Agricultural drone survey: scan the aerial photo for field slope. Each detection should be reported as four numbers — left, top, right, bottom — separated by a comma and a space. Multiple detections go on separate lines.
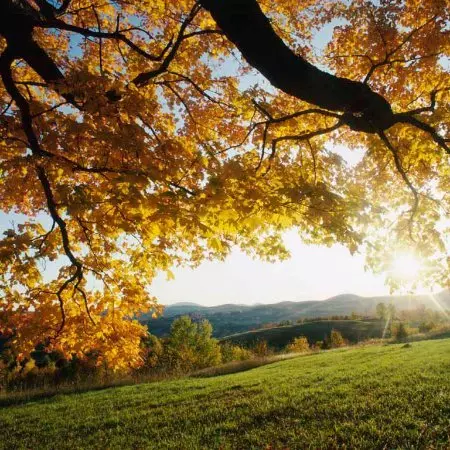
1, 339, 450, 449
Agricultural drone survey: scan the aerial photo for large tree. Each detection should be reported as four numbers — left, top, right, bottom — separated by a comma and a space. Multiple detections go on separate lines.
0, 0, 448, 368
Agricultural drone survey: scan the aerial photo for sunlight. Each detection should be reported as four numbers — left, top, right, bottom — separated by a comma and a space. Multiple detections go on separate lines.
390, 252, 422, 280
428, 294, 449, 320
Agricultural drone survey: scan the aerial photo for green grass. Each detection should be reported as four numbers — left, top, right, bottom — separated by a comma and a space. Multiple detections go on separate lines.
1, 339, 450, 449
222, 319, 385, 350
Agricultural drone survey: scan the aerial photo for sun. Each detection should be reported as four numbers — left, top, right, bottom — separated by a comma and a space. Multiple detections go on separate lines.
390, 253, 422, 280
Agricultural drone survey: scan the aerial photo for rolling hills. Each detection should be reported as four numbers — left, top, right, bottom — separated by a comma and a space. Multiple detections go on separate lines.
142, 290, 450, 337
221, 319, 386, 349
2, 338, 450, 449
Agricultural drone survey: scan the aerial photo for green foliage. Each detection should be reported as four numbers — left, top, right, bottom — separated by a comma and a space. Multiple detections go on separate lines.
166, 317, 222, 372
1, 340, 450, 448
376, 302, 387, 320
419, 321, 437, 333
141, 334, 164, 369
220, 342, 253, 363
394, 322, 409, 342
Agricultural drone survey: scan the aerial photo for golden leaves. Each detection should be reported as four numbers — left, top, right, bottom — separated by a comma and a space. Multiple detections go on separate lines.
0, 0, 448, 369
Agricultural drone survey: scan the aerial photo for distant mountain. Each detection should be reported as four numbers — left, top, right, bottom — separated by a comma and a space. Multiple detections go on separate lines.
142, 290, 450, 338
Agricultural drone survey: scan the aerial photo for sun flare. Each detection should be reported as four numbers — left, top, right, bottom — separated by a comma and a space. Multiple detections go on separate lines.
391, 253, 422, 280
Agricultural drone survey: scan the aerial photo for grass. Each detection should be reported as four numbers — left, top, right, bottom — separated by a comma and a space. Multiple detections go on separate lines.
1, 338, 450, 449
190, 353, 301, 378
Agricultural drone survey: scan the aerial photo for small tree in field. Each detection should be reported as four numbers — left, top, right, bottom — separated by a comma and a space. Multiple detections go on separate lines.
166, 316, 221, 372
220, 342, 253, 363
252, 339, 271, 358
141, 334, 164, 369
394, 323, 409, 342
286, 336, 310, 354
323, 329, 346, 349
376, 303, 388, 321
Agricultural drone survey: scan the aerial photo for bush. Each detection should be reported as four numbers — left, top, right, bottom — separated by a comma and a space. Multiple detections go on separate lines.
418, 321, 436, 333
252, 339, 271, 357
323, 329, 346, 349
165, 316, 222, 373
141, 334, 164, 369
220, 342, 253, 363
394, 322, 409, 341
285, 336, 310, 354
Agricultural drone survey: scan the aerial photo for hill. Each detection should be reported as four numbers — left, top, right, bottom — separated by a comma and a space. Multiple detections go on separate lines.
142, 290, 450, 337
1, 339, 450, 448
221, 319, 385, 350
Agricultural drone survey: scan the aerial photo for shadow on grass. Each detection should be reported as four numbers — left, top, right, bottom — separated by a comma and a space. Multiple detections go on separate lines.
190, 353, 308, 378
0, 373, 177, 408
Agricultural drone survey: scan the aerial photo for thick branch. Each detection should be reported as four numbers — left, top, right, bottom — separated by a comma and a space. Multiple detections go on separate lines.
200, 0, 395, 132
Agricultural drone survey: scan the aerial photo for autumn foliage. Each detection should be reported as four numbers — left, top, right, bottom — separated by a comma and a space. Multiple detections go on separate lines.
0, 0, 448, 368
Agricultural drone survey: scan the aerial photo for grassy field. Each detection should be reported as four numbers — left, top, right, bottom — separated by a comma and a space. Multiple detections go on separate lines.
221, 319, 386, 350
1, 339, 450, 449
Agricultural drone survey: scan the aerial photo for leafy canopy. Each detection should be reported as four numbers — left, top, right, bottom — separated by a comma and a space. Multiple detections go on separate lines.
0, 0, 448, 368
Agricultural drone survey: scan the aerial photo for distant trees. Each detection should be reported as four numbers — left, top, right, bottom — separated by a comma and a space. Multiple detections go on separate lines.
3, 307, 448, 392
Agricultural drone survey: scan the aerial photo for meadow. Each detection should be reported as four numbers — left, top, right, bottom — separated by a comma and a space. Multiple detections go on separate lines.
1, 338, 450, 449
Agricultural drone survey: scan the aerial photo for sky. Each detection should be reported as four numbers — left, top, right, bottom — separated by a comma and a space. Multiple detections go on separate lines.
150, 230, 392, 306
149, 143, 395, 306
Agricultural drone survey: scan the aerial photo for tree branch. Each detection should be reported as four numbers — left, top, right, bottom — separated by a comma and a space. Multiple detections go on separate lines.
200, 0, 395, 133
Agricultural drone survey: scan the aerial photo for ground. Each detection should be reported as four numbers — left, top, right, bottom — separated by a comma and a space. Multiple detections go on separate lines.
1, 339, 450, 449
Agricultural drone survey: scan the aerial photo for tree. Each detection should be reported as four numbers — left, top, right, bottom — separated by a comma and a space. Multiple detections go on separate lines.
141, 333, 163, 369
0, 0, 448, 368
220, 342, 252, 363
376, 302, 387, 321
394, 322, 409, 342
252, 339, 271, 357
285, 336, 310, 354
330, 329, 346, 348
165, 316, 221, 372
323, 329, 346, 349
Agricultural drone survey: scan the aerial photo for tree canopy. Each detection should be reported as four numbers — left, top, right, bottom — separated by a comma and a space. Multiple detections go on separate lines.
0, 0, 448, 368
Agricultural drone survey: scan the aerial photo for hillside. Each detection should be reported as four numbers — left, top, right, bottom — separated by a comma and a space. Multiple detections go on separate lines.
1, 339, 450, 449
221, 319, 385, 350
143, 290, 450, 337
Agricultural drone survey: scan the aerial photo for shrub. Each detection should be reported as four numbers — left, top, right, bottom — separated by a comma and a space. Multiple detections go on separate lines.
394, 322, 409, 341
285, 336, 310, 354
141, 334, 164, 369
418, 321, 437, 333
220, 342, 253, 363
252, 339, 271, 357
323, 329, 346, 349
165, 316, 222, 373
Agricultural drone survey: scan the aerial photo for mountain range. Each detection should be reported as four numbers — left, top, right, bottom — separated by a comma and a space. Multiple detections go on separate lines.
141, 291, 450, 338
